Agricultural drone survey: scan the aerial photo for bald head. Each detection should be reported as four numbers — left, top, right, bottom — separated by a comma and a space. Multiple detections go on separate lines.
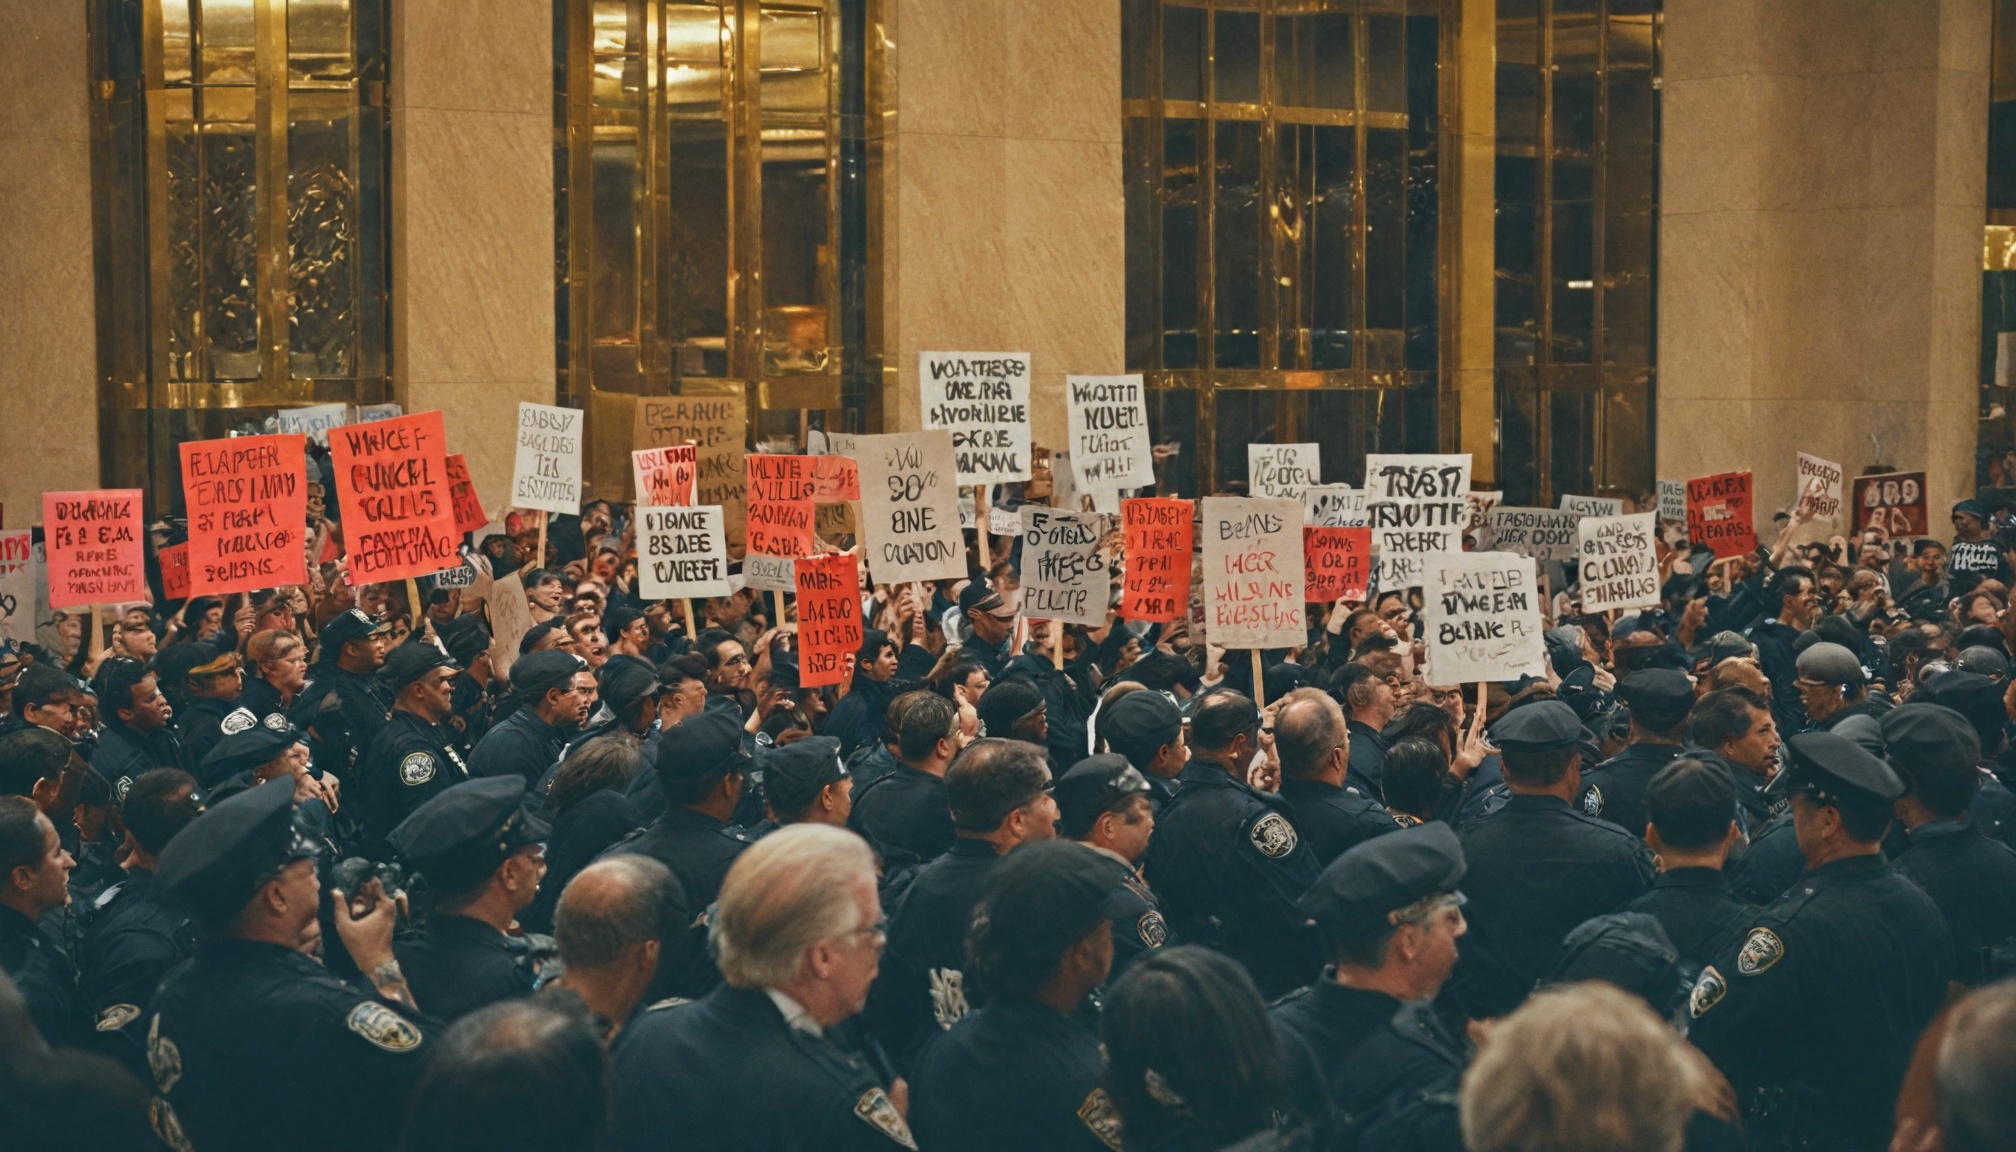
1275, 687, 1347, 780
554, 856, 678, 971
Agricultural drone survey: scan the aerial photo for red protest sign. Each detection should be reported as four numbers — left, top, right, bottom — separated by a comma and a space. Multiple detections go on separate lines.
812, 454, 860, 502
746, 454, 816, 557
158, 543, 190, 601
42, 490, 146, 609
1303, 526, 1371, 603
1852, 471, 1928, 537
1686, 470, 1756, 559
328, 411, 460, 583
796, 552, 862, 687
1121, 497, 1194, 622
633, 445, 697, 508
446, 454, 489, 535
179, 433, 308, 597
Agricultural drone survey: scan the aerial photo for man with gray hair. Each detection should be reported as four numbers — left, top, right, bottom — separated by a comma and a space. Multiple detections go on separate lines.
609, 824, 913, 1150
1933, 980, 2016, 1152
544, 855, 686, 1040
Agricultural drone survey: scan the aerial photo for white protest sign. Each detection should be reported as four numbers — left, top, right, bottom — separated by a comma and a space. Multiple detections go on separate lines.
852, 429, 966, 583
1363, 454, 1471, 589
1422, 551, 1547, 684
1249, 443, 1321, 499
432, 554, 479, 590
1576, 512, 1661, 612
1304, 485, 1368, 527
638, 505, 730, 600
1066, 375, 1155, 490
1795, 452, 1844, 521
920, 351, 1032, 485
512, 402, 584, 514
487, 571, 537, 680
744, 553, 796, 592
1487, 507, 1582, 563
1657, 479, 1687, 524
0, 531, 35, 644
277, 403, 349, 447
354, 402, 404, 423
1020, 507, 1108, 625
1200, 497, 1306, 649
1559, 493, 1625, 517
1467, 490, 1504, 548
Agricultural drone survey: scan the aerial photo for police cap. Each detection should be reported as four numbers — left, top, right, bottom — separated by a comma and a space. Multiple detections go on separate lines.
439, 615, 492, 666
318, 609, 389, 655
1795, 642, 1864, 688
1053, 753, 1152, 832
150, 642, 232, 691
1099, 690, 1183, 768
199, 721, 305, 781
976, 840, 1125, 961
513, 650, 589, 700
1299, 821, 1466, 934
154, 781, 316, 925
596, 655, 661, 719
1546, 912, 1691, 1019
1616, 669, 1693, 731
1767, 730, 1905, 805
654, 707, 752, 784
1488, 699, 1583, 753
388, 775, 549, 893
1831, 713, 1887, 759
1919, 671, 2006, 751
975, 679, 1046, 739
1879, 703, 1981, 782
1699, 631, 1757, 665
763, 736, 846, 813
379, 641, 457, 694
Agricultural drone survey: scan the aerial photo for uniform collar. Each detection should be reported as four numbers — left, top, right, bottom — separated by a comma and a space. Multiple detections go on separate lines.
949, 836, 1001, 859
1906, 818, 1971, 842
1653, 866, 1730, 889
763, 987, 823, 1038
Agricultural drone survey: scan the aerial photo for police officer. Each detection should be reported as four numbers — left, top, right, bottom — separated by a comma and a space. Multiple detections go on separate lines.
566, 656, 660, 753
1142, 691, 1321, 999
439, 615, 496, 753
1577, 668, 1692, 835
1097, 688, 1188, 809
357, 643, 471, 850
388, 775, 550, 1023
89, 658, 185, 803
1053, 752, 1168, 980
1272, 688, 1398, 865
1619, 757, 1757, 966
1917, 670, 2016, 848
1449, 700, 1654, 1020
291, 610, 393, 788
847, 691, 957, 870
469, 650, 590, 788
78, 768, 202, 1037
144, 781, 431, 1152
1793, 642, 1882, 732
911, 840, 1127, 1152
0, 793, 82, 1048
754, 735, 853, 835
172, 643, 247, 767
1689, 731, 1951, 1152
1271, 822, 1469, 1151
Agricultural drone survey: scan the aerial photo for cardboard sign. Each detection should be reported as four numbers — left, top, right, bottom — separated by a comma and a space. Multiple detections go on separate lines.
1121, 497, 1193, 622
1066, 374, 1155, 490
1795, 453, 1844, 521
178, 434, 309, 598
1656, 479, 1687, 524
1304, 526, 1371, 604
796, 552, 863, 688
1020, 507, 1108, 625
811, 454, 860, 502
277, 403, 349, 447
432, 558, 478, 590
0, 531, 38, 642
636, 396, 747, 543
445, 454, 489, 536
329, 412, 461, 583
1559, 494, 1625, 518
638, 505, 730, 600
1249, 443, 1321, 499
1365, 454, 1472, 502
1686, 471, 1757, 559
1421, 552, 1547, 684
511, 402, 584, 514
1200, 497, 1306, 650
486, 571, 537, 680
745, 454, 816, 559
1853, 471, 1928, 537
850, 429, 966, 584
157, 542, 190, 601
1577, 512, 1661, 612
1364, 454, 1471, 588
815, 501, 859, 540
920, 351, 1032, 485
354, 403, 404, 423
1485, 507, 1580, 563
1304, 485, 1369, 528
42, 490, 146, 609
632, 445, 698, 509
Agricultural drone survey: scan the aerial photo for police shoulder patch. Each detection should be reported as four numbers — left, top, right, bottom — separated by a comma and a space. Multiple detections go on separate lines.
1137, 910, 1169, 949
346, 1001, 422, 1052
1689, 965, 1727, 1019
263, 712, 291, 732
1736, 927, 1785, 976
219, 709, 257, 736
1249, 812, 1298, 859
854, 1087, 918, 1149
1078, 1087, 1125, 1151
1581, 786, 1604, 817
115, 775, 134, 802
96, 1003, 141, 1032
150, 1096, 196, 1152
147, 1015, 182, 1093
399, 752, 437, 786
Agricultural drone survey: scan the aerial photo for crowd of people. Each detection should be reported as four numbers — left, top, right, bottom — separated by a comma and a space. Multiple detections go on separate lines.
4, 483, 2016, 1152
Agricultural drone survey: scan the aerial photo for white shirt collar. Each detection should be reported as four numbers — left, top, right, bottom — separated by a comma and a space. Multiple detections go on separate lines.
764, 988, 824, 1038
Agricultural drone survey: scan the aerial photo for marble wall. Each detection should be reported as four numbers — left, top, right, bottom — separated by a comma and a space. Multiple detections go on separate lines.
1659, 0, 1989, 525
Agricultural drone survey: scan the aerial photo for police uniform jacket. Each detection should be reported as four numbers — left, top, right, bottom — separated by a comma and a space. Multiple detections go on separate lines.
143, 938, 430, 1152
1269, 980, 1466, 1151
1277, 777, 1398, 866
847, 764, 955, 872
864, 837, 1000, 1072
393, 912, 535, 1023
1345, 720, 1389, 798
600, 806, 753, 998
291, 665, 391, 785
234, 676, 291, 726
610, 984, 915, 1152
520, 788, 642, 934
1085, 846, 1169, 980
1724, 759, 1778, 848
1969, 770, 2016, 850
1892, 818, 2016, 985
359, 710, 471, 849
1726, 811, 1805, 906
468, 706, 569, 789
1448, 793, 1655, 1019
0, 904, 83, 1049
1689, 854, 1951, 1152
176, 697, 237, 772
1620, 867, 1757, 967
1748, 620, 1810, 736
1141, 757, 1323, 1000
93, 719, 185, 800
447, 672, 493, 753
1575, 741, 1685, 835
911, 999, 1118, 1152
78, 868, 192, 1033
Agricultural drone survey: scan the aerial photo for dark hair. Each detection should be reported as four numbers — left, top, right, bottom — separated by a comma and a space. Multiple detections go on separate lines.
90, 659, 152, 718
944, 739, 1050, 833
601, 606, 645, 644
397, 998, 610, 1152
1127, 651, 1201, 694
1273, 689, 1344, 780
1328, 662, 1381, 715
1830, 795, 1894, 844
657, 653, 708, 690
1352, 633, 1399, 659
1902, 742, 1984, 821
1500, 743, 1579, 788
1101, 946, 1285, 1149
1686, 689, 1765, 751
1383, 700, 1457, 751
121, 769, 202, 856
1764, 566, 1814, 617
1189, 691, 1259, 755
0, 796, 46, 880
546, 735, 644, 813
13, 665, 81, 717
966, 850, 1110, 1003
660, 761, 735, 810
894, 691, 959, 763
1381, 737, 1450, 819
1320, 913, 1400, 971
1887, 628, 1945, 675
0, 1044, 157, 1152
693, 629, 740, 671
1644, 758, 1736, 851
759, 706, 811, 742
938, 660, 987, 700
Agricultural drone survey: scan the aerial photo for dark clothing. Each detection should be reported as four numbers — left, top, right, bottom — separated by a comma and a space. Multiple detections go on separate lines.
1892, 818, 2016, 985
849, 742, 902, 789
446, 671, 494, 753
1691, 855, 1952, 1152
912, 999, 1115, 1152
1970, 770, 2016, 850
865, 837, 1001, 1072
292, 665, 391, 786
357, 709, 472, 849
847, 763, 955, 872
823, 673, 904, 763
1087, 847, 1169, 980
176, 696, 238, 773
393, 913, 535, 1024
234, 676, 293, 726
1143, 758, 1323, 999
1269, 980, 1466, 1151
1749, 620, 1810, 736
1346, 719, 1389, 797
1895, 574, 1951, 622
91, 719, 184, 799
77, 868, 192, 1030
1277, 777, 1397, 866
467, 706, 569, 789
610, 985, 913, 1152
1727, 811, 1806, 905
1621, 868, 1757, 967
520, 788, 641, 934
599, 806, 753, 998
1448, 793, 1655, 1019
1575, 741, 1685, 835
0, 905, 83, 1050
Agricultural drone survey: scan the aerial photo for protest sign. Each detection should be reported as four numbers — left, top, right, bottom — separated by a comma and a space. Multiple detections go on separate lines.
511, 402, 584, 514
636, 395, 748, 543
1303, 485, 1369, 528
1656, 479, 1687, 524
1249, 443, 1321, 499
920, 351, 1032, 484
1304, 526, 1371, 604
329, 412, 460, 583
157, 542, 189, 601
1559, 494, 1625, 518
1487, 508, 1581, 563
1686, 471, 1756, 559
355, 403, 403, 423
1020, 508, 1107, 626
277, 403, 348, 446
446, 454, 489, 535
796, 552, 863, 688
486, 571, 536, 679
1421, 552, 1547, 684
1200, 497, 1306, 649
745, 454, 816, 559
637, 505, 730, 600
1066, 375, 1155, 490
1364, 454, 1471, 588
432, 556, 478, 590
0, 532, 35, 642
850, 429, 966, 584
42, 490, 146, 609
632, 445, 697, 508
811, 454, 860, 502
1852, 471, 1928, 536
179, 433, 308, 597
1467, 490, 1504, 547
1576, 512, 1660, 612
815, 501, 858, 539
1794, 452, 1844, 521
1365, 454, 1472, 502
1121, 497, 1193, 622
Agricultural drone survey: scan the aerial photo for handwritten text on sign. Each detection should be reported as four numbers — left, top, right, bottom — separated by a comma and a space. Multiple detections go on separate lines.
796, 552, 863, 688
157, 542, 189, 601
179, 434, 308, 597
636, 396, 747, 543
512, 402, 584, 514
1249, 444, 1321, 499
638, 505, 730, 601
1201, 497, 1306, 650
1304, 527, 1371, 603
446, 454, 489, 536
1686, 471, 1756, 559
850, 429, 966, 584
1853, 471, 1927, 537
746, 455, 816, 559
1365, 454, 1471, 588
1576, 512, 1660, 613
1121, 498, 1194, 622
1304, 485, 1369, 528
43, 490, 146, 609
1795, 452, 1844, 521
329, 412, 460, 583
920, 352, 1032, 485
0, 532, 35, 643
1020, 508, 1108, 626
1488, 507, 1581, 564
1067, 375, 1156, 490
1559, 494, 1624, 518
633, 445, 697, 508
1422, 552, 1546, 684
1657, 479, 1688, 525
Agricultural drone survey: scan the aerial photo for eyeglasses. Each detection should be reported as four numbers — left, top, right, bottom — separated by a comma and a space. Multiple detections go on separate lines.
842, 916, 889, 946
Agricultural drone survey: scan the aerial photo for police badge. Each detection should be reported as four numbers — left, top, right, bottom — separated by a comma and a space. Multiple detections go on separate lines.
1249, 812, 1298, 859
1735, 927, 1784, 976
1078, 1088, 1125, 1151
96, 1002, 141, 1033
263, 712, 292, 732
219, 708, 257, 736
854, 1087, 918, 1149
399, 752, 436, 786
1137, 910, 1169, 949
1689, 965, 1727, 1018
346, 1002, 422, 1052
1581, 787, 1604, 817
147, 1014, 182, 1092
